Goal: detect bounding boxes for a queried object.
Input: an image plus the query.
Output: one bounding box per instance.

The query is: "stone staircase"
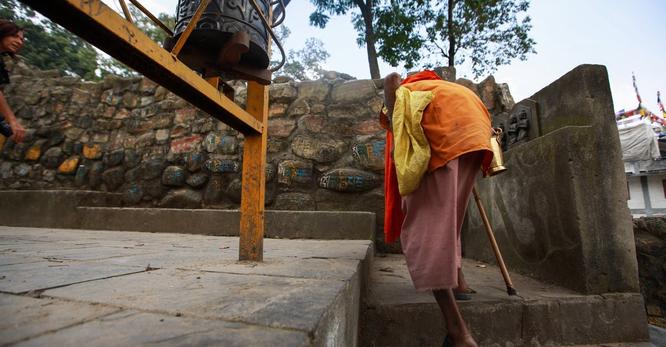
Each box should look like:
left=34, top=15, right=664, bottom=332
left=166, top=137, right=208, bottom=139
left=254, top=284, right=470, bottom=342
left=0, top=190, right=653, bottom=346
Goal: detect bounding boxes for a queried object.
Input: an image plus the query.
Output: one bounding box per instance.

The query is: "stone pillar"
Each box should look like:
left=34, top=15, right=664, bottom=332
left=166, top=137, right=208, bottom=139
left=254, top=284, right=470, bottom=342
left=463, top=65, right=640, bottom=294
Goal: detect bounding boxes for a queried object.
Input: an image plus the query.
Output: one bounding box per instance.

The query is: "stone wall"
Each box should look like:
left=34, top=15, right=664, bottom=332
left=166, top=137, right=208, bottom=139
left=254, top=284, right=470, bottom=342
left=0, top=59, right=514, bottom=250
left=633, top=217, right=666, bottom=324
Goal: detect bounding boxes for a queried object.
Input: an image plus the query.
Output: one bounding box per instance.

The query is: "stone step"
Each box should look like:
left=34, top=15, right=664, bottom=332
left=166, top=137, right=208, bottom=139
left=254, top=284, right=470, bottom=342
left=0, top=190, right=375, bottom=240
left=0, top=226, right=374, bottom=346
left=361, top=255, right=650, bottom=347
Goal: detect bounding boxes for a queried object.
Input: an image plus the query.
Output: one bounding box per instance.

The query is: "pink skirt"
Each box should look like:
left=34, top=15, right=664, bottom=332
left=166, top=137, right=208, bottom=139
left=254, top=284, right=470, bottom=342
left=400, top=151, right=483, bottom=291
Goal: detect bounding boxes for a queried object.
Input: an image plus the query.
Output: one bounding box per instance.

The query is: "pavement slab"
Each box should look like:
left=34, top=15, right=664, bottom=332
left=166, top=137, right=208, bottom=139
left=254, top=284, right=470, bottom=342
left=12, top=310, right=311, bottom=347
left=0, top=226, right=371, bottom=346
left=0, top=293, right=120, bottom=346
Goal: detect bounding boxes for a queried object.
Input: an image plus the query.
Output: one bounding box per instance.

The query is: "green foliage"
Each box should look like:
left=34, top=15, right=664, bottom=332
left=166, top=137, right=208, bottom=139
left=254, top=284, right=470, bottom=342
left=308, top=0, right=381, bottom=79
left=272, top=26, right=330, bottom=81
left=374, top=0, right=536, bottom=78
left=1, top=0, right=100, bottom=80
left=1, top=0, right=176, bottom=79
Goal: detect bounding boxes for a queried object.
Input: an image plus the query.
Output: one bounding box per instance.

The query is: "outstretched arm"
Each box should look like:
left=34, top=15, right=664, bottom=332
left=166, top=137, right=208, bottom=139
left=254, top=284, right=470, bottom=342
left=0, top=90, right=24, bottom=143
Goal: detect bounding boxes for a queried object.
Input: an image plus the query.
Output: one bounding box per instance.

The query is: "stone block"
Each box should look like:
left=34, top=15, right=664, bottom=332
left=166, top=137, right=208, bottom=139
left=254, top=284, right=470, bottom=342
left=57, top=155, right=80, bottom=175
left=82, top=143, right=102, bottom=159
left=162, top=165, right=187, bottom=187
left=170, top=135, right=202, bottom=154
left=186, top=172, right=208, bottom=188
left=158, top=188, right=202, bottom=208
left=24, top=139, right=47, bottom=161
left=297, top=80, right=330, bottom=101
left=291, top=135, right=347, bottom=163
left=463, top=66, right=638, bottom=294
left=319, top=168, right=381, bottom=192
left=273, top=192, right=316, bottom=211
left=278, top=160, right=313, bottom=186
left=352, top=140, right=385, bottom=171
left=331, top=80, right=377, bottom=104
left=269, top=118, right=296, bottom=138
left=40, top=147, right=64, bottom=169
left=102, top=167, right=125, bottom=191
left=204, top=158, right=239, bottom=173
left=269, top=82, right=298, bottom=103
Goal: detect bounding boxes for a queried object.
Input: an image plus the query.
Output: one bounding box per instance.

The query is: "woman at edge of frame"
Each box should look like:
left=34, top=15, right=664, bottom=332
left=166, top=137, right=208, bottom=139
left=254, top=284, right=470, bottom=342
left=0, top=19, right=26, bottom=143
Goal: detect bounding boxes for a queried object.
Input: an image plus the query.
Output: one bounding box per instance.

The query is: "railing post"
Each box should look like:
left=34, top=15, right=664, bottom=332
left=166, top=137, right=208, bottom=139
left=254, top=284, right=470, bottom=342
left=239, top=81, right=268, bottom=261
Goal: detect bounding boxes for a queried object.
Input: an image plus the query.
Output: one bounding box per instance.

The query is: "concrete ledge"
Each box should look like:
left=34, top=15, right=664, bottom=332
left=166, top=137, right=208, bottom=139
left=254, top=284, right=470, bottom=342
left=0, top=190, right=375, bottom=240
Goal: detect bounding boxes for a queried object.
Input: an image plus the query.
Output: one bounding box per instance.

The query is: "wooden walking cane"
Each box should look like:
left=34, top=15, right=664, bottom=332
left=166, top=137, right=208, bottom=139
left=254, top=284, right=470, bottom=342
left=472, top=186, right=517, bottom=296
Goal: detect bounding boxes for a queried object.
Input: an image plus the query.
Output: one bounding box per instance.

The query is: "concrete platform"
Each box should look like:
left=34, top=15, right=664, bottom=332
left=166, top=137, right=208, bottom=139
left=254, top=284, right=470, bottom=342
left=362, top=254, right=650, bottom=347
left=0, top=226, right=372, bottom=346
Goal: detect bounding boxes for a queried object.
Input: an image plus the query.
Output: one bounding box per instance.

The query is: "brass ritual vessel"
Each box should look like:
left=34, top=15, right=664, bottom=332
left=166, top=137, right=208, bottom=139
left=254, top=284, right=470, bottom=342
left=484, top=128, right=507, bottom=177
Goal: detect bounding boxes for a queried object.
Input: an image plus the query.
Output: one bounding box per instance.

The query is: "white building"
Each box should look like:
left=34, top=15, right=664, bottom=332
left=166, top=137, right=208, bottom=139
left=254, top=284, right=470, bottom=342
left=619, top=114, right=666, bottom=216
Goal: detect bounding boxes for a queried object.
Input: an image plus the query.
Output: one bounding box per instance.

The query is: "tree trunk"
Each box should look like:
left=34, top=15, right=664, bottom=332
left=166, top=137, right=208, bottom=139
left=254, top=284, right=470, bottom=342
left=447, top=0, right=455, bottom=67
left=356, top=0, right=381, bottom=79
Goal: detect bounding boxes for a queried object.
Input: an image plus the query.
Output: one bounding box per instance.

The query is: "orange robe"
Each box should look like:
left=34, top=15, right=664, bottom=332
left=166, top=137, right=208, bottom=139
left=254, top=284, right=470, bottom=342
left=383, top=71, right=493, bottom=243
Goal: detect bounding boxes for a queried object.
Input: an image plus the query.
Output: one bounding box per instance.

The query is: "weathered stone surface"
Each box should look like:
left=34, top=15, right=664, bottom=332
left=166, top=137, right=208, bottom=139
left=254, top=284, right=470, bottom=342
left=122, top=183, right=143, bottom=205
left=287, top=98, right=310, bottom=116
left=225, top=178, right=242, bottom=203
left=88, top=162, right=104, bottom=188
left=58, top=155, right=80, bottom=175
left=14, top=163, right=31, bottom=177
left=24, top=139, right=47, bottom=161
left=74, top=164, right=89, bottom=186
left=159, top=188, right=201, bottom=208
left=352, top=140, right=385, bottom=171
left=204, top=158, right=239, bottom=173
left=268, top=118, right=296, bottom=138
left=82, top=144, right=102, bottom=160
left=277, top=160, right=313, bottom=186
left=185, top=152, right=205, bottom=172
left=103, top=149, right=124, bottom=167
left=8, top=142, right=29, bottom=161
left=102, top=167, right=125, bottom=191
left=138, top=159, right=165, bottom=180
left=319, top=168, right=380, bottom=192
left=161, top=166, right=187, bottom=187
left=464, top=66, right=638, bottom=295
left=141, top=180, right=167, bottom=199
left=124, top=150, right=141, bottom=168
left=269, top=103, right=288, bottom=117
left=186, top=172, right=208, bottom=188
left=331, top=80, right=377, bottom=103
left=270, top=82, right=298, bottom=103
left=0, top=162, right=13, bottom=179
left=297, top=80, right=330, bottom=101
left=273, top=193, right=315, bottom=211
left=203, top=174, right=224, bottom=204
left=291, top=135, right=347, bottom=163
left=170, top=135, right=202, bottom=154
left=40, top=147, right=64, bottom=169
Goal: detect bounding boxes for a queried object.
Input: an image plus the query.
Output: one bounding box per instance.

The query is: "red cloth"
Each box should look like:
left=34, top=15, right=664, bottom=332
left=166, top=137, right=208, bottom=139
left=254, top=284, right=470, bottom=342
left=383, top=71, right=442, bottom=244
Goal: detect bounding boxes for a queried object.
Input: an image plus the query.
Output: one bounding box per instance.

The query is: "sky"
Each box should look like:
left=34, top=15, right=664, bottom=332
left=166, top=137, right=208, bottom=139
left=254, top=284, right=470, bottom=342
left=102, top=0, right=666, bottom=115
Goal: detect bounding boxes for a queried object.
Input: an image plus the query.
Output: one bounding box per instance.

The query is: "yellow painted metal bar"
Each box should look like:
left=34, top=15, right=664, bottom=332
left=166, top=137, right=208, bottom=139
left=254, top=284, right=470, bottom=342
left=170, top=0, right=211, bottom=56
left=239, top=81, right=268, bottom=261
left=18, top=0, right=263, bottom=135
